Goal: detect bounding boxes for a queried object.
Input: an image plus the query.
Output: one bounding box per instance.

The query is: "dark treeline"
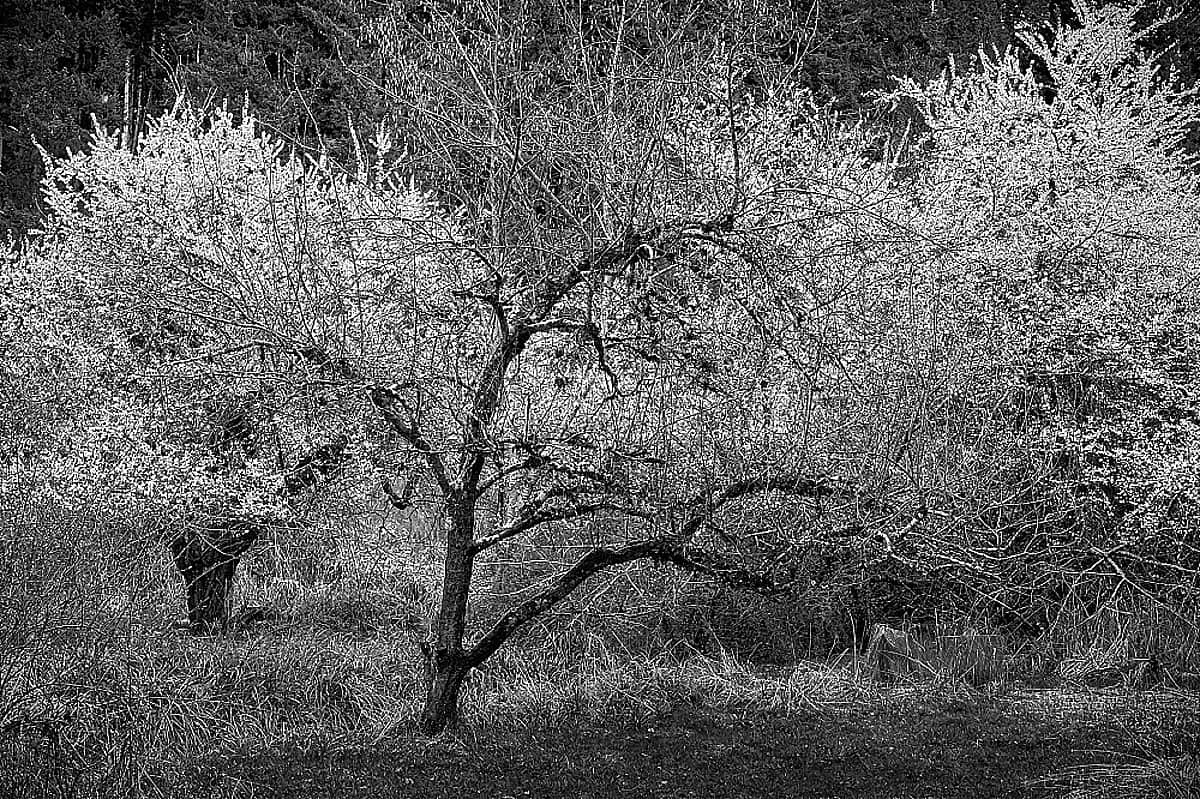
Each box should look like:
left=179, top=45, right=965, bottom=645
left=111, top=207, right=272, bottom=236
left=1, top=0, right=1195, bottom=237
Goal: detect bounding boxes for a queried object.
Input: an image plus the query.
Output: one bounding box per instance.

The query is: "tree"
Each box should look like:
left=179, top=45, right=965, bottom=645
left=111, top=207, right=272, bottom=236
left=0, top=0, right=382, bottom=236
left=14, top=0, right=942, bottom=729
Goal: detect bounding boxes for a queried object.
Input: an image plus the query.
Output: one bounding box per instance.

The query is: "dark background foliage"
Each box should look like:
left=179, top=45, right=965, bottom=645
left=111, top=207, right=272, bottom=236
left=2, top=0, right=1195, bottom=238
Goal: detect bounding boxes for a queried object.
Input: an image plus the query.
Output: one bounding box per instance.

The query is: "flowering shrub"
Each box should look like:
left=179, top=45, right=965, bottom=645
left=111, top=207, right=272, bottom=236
left=876, top=1, right=1200, bottom=619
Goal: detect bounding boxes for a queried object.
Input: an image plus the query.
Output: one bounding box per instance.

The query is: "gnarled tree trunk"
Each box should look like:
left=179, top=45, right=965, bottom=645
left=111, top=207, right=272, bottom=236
left=182, top=558, right=237, bottom=633
left=419, top=496, right=477, bottom=734
left=168, top=524, right=259, bottom=634
left=167, top=426, right=350, bottom=635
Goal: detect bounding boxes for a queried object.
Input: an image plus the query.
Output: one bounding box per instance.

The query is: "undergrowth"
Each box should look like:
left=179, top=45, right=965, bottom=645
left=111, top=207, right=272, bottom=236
left=3, top=603, right=1197, bottom=799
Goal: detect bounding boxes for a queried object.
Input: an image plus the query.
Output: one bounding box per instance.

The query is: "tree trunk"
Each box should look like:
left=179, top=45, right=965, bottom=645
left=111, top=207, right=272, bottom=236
left=419, top=494, right=477, bottom=734
left=420, top=655, right=469, bottom=734
left=168, top=523, right=259, bottom=635
left=120, top=4, right=155, bottom=153
left=121, top=51, right=140, bottom=152
left=849, top=584, right=872, bottom=651
left=184, top=559, right=237, bottom=634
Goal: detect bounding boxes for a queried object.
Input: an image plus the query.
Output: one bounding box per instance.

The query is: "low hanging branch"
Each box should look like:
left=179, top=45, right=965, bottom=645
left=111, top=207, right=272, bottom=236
left=675, top=474, right=855, bottom=540
left=463, top=540, right=680, bottom=669
left=464, top=535, right=817, bottom=671
left=461, top=472, right=884, bottom=671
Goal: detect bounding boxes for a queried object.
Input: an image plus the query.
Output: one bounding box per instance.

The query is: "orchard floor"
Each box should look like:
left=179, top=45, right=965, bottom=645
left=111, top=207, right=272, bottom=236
left=181, top=688, right=1199, bottom=799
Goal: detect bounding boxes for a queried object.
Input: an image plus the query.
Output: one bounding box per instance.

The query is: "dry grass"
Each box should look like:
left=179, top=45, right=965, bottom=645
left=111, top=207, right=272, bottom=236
left=0, top=611, right=1010, bottom=798
left=1038, top=756, right=1200, bottom=799
left=3, top=513, right=1199, bottom=798
left=1016, top=686, right=1200, bottom=799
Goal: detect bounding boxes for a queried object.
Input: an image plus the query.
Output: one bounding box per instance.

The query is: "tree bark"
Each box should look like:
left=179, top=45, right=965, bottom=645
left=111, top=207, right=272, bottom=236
left=184, top=558, right=237, bottom=634
left=168, top=526, right=255, bottom=635
left=419, top=493, right=477, bottom=734
left=420, top=653, right=469, bottom=734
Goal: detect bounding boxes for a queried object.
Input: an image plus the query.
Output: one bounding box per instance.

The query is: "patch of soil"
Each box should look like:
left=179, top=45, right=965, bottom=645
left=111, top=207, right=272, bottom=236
left=180, top=692, right=1158, bottom=799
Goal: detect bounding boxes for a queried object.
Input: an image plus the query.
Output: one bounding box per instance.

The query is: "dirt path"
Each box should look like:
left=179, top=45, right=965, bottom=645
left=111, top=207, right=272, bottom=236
left=184, top=694, right=1159, bottom=799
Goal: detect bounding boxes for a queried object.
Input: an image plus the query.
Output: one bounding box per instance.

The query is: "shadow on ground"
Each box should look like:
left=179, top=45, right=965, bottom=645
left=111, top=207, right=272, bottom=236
left=182, top=694, right=1150, bottom=799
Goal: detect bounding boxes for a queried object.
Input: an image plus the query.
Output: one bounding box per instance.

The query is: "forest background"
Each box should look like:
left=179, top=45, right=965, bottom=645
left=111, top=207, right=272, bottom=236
left=2, top=0, right=1196, bottom=237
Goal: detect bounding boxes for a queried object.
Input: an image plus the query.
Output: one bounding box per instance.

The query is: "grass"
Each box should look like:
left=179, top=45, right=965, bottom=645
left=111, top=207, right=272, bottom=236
left=2, top=523, right=1198, bottom=799
left=1039, top=758, right=1200, bottom=799
left=4, top=611, right=1199, bottom=799
left=175, top=675, right=1198, bottom=799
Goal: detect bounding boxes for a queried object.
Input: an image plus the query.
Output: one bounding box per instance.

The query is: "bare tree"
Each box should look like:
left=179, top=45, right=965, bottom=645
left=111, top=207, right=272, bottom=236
left=316, top=0, right=930, bottom=731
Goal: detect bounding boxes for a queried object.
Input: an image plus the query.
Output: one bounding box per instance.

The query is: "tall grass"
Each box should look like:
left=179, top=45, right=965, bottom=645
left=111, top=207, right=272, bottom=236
left=4, top=495, right=1198, bottom=798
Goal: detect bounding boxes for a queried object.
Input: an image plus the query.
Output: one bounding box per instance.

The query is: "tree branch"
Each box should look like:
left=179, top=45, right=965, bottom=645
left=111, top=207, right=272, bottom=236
left=470, top=497, right=651, bottom=554
left=370, top=385, right=454, bottom=497
left=459, top=228, right=666, bottom=489
left=676, top=474, right=851, bottom=540
left=463, top=536, right=786, bottom=671
left=460, top=469, right=910, bottom=676
left=474, top=453, right=548, bottom=496
left=288, top=343, right=456, bottom=499
left=281, top=434, right=350, bottom=496
left=463, top=539, right=665, bottom=669
left=582, top=320, right=620, bottom=398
